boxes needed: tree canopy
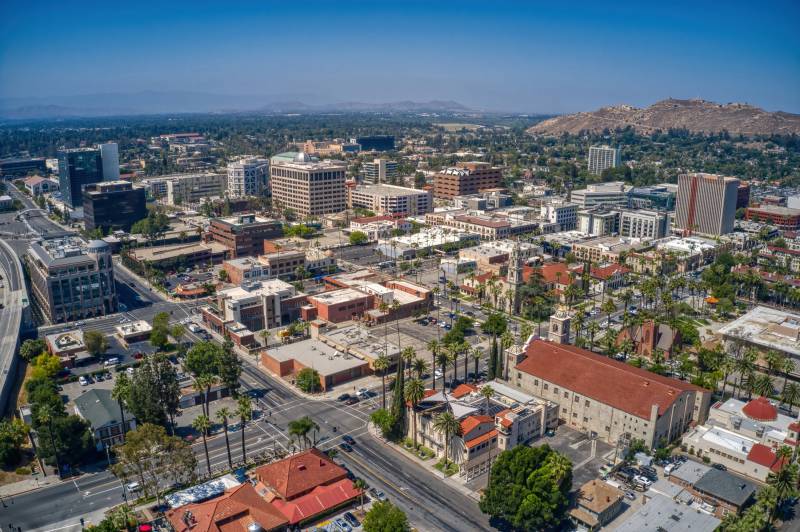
[362,500,410,532]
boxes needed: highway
[0,237,26,415]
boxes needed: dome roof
[742,396,778,422]
[87,239,109,252]
[293,152,312,163]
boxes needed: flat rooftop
[614,493,720,532]
[322,324,401,362]
[309,288,371,306]
[265,339,368,376]
[220,279,297,300]
[718,305,800,358]
[352,184,427,196]
[130,241,228,262]
[655,236,717,255]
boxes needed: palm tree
[192,415,212,475]
[587,321,600,352]
[427,339,440,390]
[111,373,130,442]
[734,349,757,399]
[753,374,775,398]
[38,404,62,477]
[405,379,426,449]
[436,351,449,389]
[379,300,390,350]
[446,343,460,384]
[401,346,416,379]
[480,385,494,415]
[433,411,461,470]
[260,329,271,348]
[471,347,483,383]
[374,354,390,409]
[353,478,367,513]
[459,340,471,382]
[236,396,253,462]
[572,309,586,343]
[782,383,800,415]
[193,375,210,417]
[392,300,402,348]
[412,357,429,380]
[216,407,233,469]
[767,462,797,506]
[546,452,573,486]
[601,298,616,328]
[288,416,318,449]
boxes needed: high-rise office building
[269,152,347,217]
[83,181,147,234]
[619,209,668,239]
[27,237,117,323]
[347,183,432,216]
[227,157,269,198]
[587,145,621,175]
[362,159,398,184]
[675,173,739,236]
[57,148,104,208]
[433,162,503,199]
[99,143,120,181]
[353,135,395,152]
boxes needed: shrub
[15,466,31,475]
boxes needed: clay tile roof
[747,443,780,470]
[451,383,478,399]
[465,428,498,449]
[255,448,347,500]
[460,415,493,437]
[789,422,800,433]
[270,478,361,525]
[532,262,582,285]
[742,397,778,422]
[590,263,631,280]
[516,340,707,419]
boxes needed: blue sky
[1,0,798,113]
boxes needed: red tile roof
[460,415,493,438]
[255,448,348,500]
[270,478,361,525]
[746,443,788,472]
[516,340,707,419]
[165,483,288,532]
[742,397,778,422]
[465,429,498,449]
[451,383,478,399]
[526,262,582,285]
[590,263,630,280]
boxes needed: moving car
[104,357,120,367]
[344,397,360,405]
[339,442,353,453]
[342,435,356,445]
[337,393,351,402]
[126,481,141,492]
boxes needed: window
[572,413,578,418]
[574,396,579,402]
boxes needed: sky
[1,0,799,113]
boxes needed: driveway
[534,425,615,489]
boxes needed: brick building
[433,162,503,199]
[207,214,283,258]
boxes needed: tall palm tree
[111,373,131,442]
[374,354,390,409]
[433,411,461,469]
[401,346,416,379]
[587,321,600,352]
[436,351,449,389]
[446,343,460,384]
[471,347,483,383]
[412,357,429,380]
[480,385,494,415]
[753,374,775,398]
[734,349,757,399]
[427,339,440,390]
[192,415,212,475]
[601,298,616,328]
[782,383,800,415]
[353,478,367,512]
[215,407,233,469]
[288,416,318,449]
[392,300,402,348]
[459,340,471,382]
[193,375,210,417]
[405,379,426,449]
[379,300,390,350]
[236,396,253,462]
[767,462,797,506]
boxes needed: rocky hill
[527,98,800,136]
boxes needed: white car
[434,369,443,378]
[125,481,141,492]
[79,376,88,386]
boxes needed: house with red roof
[165,483,288,532]
[254,448,361,526]
[589,263,630,294]
[510,339,711,448]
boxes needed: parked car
[104,357,120,367]
[79,376,89,386]
[343,512,360,528]
[337,393,351,402]
[344,397,360,406]
[664,463,677,476]
[339,442,353,453]
[334,518,352,532]
[712,463,727,471]
[125,481,141,492]
[434,369,443,378]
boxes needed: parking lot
[534,425,615,489]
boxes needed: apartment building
[82,181,147,234]
[226,156,269,198]
[570,181,630,208]
[675,173,739,236]
[164,172,227,205]
[27,238,117,323]
[270,152,347,217]
[619,208,668,239]
[347,183,432,216]
[425,212,538,240]
[207,214,283,258]
[540,199,578,230]
[348,215,411,240]
[361,158,398,184]
[508,339,711,447]
[571,235,642,263]
[587,145,621,175]
[577,207,619,236]
[433,162,503,199]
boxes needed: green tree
[295,367,322,393]
[388,354,406,440]
[217,340,242,396]
[0,418,28,467]
[433,411,461,470]
[479,445,572,531]
[149,311,171,350]
[185,341,223,377]
[404,378,425,449]
[349,231,369,245]
[19,338,46,361]
[236,396,253,462]
[370,408,394,437]
[216,407,234,470]
[374,354,390,409]
[481,313,508,336]
[111,373,131,443]
[288,416,319,449]
[362,500,410,532]
[84,330,109,358]
[36,415,94,468]
[192,414,212,475]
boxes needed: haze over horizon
[1,0,799,115]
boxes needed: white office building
[587,145,621,175]
[227,157,269,198]
[540,199,578,230]
[570,181,630,208]
[362,158,399,184]
[619,209,668,239]
[347,183,432,216]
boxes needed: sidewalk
[0,472,60,498]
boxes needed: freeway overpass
[0,237,30,415]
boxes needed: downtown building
[361,158,398,184]
[269,152,347,217]
[675,173,739,236]
[82,181,147,234]
[346,182,432,216]
[165,172,226,206]
[57,143,120,208]
[207,214,283,258]
[433,162,503,199]
[587,145,621,175]
[226,156,269,198]
[27,237,117,324]
[570,181,630,208]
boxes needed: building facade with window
[270,153,347,217]
[82,181,147,234]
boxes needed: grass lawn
[434,459,459,477]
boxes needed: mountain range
[527,98,800,136]
[0,91,472,119]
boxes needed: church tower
[506,241,524,313]
[548,305,572,344]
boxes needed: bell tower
[506,241,524,313]
[548,305,572,344]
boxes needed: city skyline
[1,0,799,114]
